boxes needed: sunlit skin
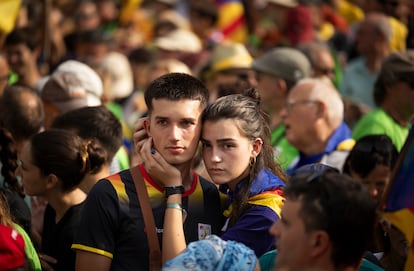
[350,164,390,203]
[145,99,203,168]
[269,198,315,269]
[201,119,260,191]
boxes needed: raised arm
[163,193,186,263]
[139,137,187,263]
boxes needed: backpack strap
[130,166,162,270]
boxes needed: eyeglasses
[315,67,335,76]
[284,99,319,112]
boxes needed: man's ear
[276,79,288,95]
[309,230,330,258]
[144,118,151,136]
[315,101,326,119]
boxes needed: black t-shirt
[73,165,225,271]
[42,202,85,271]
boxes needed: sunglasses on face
[284,99,319,113]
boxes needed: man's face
[393,80,414,120]
[313,50,335,82]
[255,71,283,113]
[5,43,34,76]
[281,84,319,150]
[146,98,203,166]
[269,198,314,269]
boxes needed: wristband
[166,202,183,210]
[164,185,185,198]
[166,202,187,222]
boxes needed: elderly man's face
[281,83,320,150]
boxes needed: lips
[166,146,184,154]
[208,168,224,174]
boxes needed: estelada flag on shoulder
[382,126,414,271]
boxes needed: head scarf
[162,235,257,271]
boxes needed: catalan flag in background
[216,0,248,43]
[383,126,414,271]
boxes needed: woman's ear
[251,138,263,157]
[46,174,59,189]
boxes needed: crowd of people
[0,0,413,270]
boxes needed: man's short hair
[285,170,377,269]
[0,85,44,141]
[144,73,209,114]
[51,106,123,162]
[4,27,41,51]
[296,78,344,127]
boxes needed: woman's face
[201,119,257,190]
[16,142,48,197]
[350,164,391,203]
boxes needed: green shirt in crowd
[271,125,299,171]
[352,108,410,151]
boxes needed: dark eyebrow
[154,116,197,122]
[181,118,197,122]
[200,138,236,143]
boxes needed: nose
[269,220,281,238]
[168,125,181,141]
[8,53,19,64]
[209,147,222,163]
[369,185,379,198]
[280,107,288,120]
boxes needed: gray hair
[296,78,344,127]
